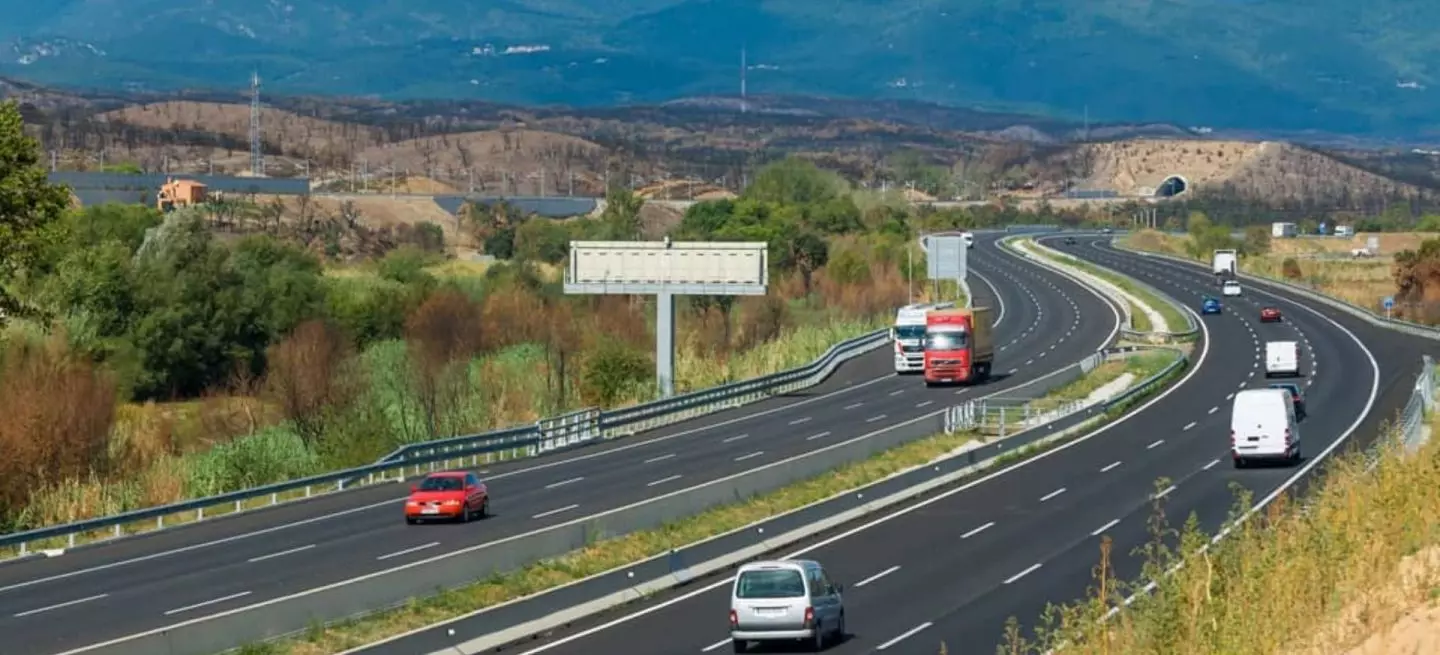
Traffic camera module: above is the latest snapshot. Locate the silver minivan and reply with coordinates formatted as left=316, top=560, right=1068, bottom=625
left=729, top=559, right=844, bottom=652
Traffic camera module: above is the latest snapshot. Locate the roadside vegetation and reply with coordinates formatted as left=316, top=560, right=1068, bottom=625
left=1022, top=239, right=1183, bottom=333
left=998, top=406, right=1440, bottom=655
left=240, top=343, right=1187, bottom=655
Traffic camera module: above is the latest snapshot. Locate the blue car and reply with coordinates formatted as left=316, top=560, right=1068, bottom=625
left=1201, top=297, right=1222, bottom=314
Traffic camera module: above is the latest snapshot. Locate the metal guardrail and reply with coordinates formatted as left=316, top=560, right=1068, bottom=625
left=1004, top=235, right=1199, bottom=343
left=0, top=328, right=890, bottom=559
left=1393, top=355, right=1435, bottom=454
left=1111, top=240, right=1440, bottom=343
left=945, top=346, right=1187, bottom=435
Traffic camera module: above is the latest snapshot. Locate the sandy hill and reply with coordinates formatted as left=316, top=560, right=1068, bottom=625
left=353, top=129, right=607, bottom=197
left=1064, top=139, right=1424, bottom=203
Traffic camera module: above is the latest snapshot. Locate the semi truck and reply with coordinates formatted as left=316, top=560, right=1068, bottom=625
left=1212, top=249, right=1237, bottom=283
left=892, top=302, right=954, bottom=373
left=922, top=307, right=994, bottom=386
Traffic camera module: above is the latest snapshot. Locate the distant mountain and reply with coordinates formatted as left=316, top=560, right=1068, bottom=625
left=3, top=1, right=1440, bottom=136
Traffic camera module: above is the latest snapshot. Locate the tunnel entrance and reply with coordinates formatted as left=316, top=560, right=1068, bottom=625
left=1155, top=175, right=1188, bottom=197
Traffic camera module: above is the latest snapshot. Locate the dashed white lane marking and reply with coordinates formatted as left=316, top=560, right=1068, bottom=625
left=163, top=591, right=251, bottom=616
left=1040, top=487, right=1066, bottom=502
left=866, top=414, right=887, bottom=422
left=1183, top=421, right=1196, bottom=431
left=788, top=417, right=811, bottom=425
left=722, top=433, right=749, bottom=443
left=643, top=453, right=675, bottom=463
left=844, top=402, right=864, bottom=409
left=961, top=521, right=995, bottom=539
left=376, top=541, right=440, bottom=560
left=1208, top=406, right=1219, bottom=414
left=545, top=476, right=583, bottom=489
left=1153, top=485, right=1177, bottom=499
left=531, top=505, right=578, bottom=520
left=1003, top=563, right=1043, bottom=584
left=1009, top=368, right=1019, bottom=374
left=1203, top=459, right=1221, bottom=470
left=247, top=544, right=315, bottom=563
left=877, top=622, right=933, bottom=649
left=701, top=638, right=729, bottom=652
left=806, top=431, right=831, bottom=441
left=734, top=451, right=764, bottom=462
left=13, top=594, right=108, bottom=618
left=1147, top=439, right=1164, bottom=449
left=646, top=474, right=682, bottom=487
left=1092, top=519, right=1120, bottom=536
left=1226, top=392, right=1234, bottom=400
left=890, top=389, right=905, bottom=396
left=1100, top=461, right=1121, bottom=472
left=855, top=565, right=902, bottom=587
left=916, top=401, right=933, bottom=408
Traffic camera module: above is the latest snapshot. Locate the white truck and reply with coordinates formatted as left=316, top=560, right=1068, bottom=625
left=1271, top=222, right=1296, bottom=238
left=1264, top=341, right=1300, bottom=377
left=1212, top=249, right=1237, bottom=279
left=892, top=302, right=953, bottom=373
left=1230, top=388, right=1300, bottom=467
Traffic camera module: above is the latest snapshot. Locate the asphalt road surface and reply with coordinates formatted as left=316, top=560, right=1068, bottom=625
left=0, top=232, right=1120, bottom=655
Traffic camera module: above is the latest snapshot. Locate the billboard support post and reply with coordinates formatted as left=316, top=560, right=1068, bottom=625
left=565, top=240, right=768, bottom=398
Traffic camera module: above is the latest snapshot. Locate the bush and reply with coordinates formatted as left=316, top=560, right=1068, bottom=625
left=582, top=338, right=651, bottom=406
left=1282, top=257, right=1303, bottom=279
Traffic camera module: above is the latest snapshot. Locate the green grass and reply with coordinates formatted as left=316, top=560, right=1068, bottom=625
left=239, top=339, right=1188, bottom=655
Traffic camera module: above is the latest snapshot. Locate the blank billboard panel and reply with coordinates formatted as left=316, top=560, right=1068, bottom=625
left=565, top=241, right=768, bottom=295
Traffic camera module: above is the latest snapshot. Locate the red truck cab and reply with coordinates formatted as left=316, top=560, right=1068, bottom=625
left=923, top=307, right=994, bottom=386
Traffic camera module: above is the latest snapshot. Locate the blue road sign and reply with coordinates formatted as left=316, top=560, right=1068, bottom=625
left=1384, top=296, right=1395, bottom=309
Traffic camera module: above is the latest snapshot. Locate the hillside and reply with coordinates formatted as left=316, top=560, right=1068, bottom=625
left=4, top=2, right=1440, bottom=136
left=1050, top=140, right=1427, bottom=202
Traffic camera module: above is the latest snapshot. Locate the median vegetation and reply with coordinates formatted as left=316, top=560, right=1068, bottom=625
left=241, top=347, right=1186, bottom=654
left=1022, top=238, right=1187, bottom=335
left=998, top=405, right=1440, bottom=655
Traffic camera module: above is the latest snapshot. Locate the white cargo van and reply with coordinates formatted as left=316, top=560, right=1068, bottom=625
left=1264, top=341, right=1300, bottom=377
left=1230, top=388, right=1300, bottom=467
left=892, top=303, right=953, bottom=373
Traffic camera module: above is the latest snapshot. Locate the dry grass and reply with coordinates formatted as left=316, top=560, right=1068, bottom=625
left=1006, top=410, right=1440, bottom=655
left=353, top=129, right=607, bottom=196
left=1123, top=229, right=1399, bottom=312
left=96, top=101, right=385, bottom=157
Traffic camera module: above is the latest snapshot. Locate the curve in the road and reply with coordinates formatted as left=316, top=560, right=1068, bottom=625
left=0, top=233, right=1120, bottom=655
left=489, top=234, right=1400, bottom=655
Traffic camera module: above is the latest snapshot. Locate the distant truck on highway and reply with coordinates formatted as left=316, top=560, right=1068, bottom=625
left=1212, top=249, right=1238, bottom=283
left=1271, top=222, right=1297, bottom=238
left=892, top=302, right=955, bottom=373
left=922, top=307, right=994, bottom=386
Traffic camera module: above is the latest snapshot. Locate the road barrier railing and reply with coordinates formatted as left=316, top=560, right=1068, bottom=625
left=0, top=328, right=890, bottom=561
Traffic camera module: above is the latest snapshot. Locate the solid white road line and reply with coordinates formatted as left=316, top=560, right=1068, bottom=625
left=530, top=505, right=578, bottom=520
left=854, top=565, right=902, bottom=587
left=877, top=622, right=932, bottom=650
left=246, top=544, right=315, bottom=563
left=961, top=522, right=995, bottom=539
left=14, top=594, right=108, bottom=617
left=376, top=542, right=439, bottom=560
left=163, top=591, right=251, bottom=616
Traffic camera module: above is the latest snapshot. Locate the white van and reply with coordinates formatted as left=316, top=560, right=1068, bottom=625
left=1230, top=388, right=1300, bottom=467
left=1264, top=341, right=1300, bottom=377
left=730, top=560, right=845, bottom=652
left=893, top=303, right=953, bottom=373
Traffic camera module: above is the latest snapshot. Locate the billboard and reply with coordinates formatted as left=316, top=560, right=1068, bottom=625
left=564, top=241, right=768, bottom=295
left=921, top=234, right=968, bottom=280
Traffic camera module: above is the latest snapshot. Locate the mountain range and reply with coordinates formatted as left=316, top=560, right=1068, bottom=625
left=2, top=1, right=1439, bottom=137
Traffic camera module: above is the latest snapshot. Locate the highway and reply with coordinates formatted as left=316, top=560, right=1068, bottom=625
left=0, top=232, right=1121, bottom=655
left=494, top=234, right=1423, bottom=655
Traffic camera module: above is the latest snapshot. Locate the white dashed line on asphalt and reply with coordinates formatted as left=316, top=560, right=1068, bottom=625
left=734, top=451, right=764, bottom=462
left=1091, top=519, right=1120, bottom=536
left=1040, top=488, right=1066, bottom=502
left=531, top=505, right=578, bottom=520
left=377, top=541, right=440, bottom=560
left=961, top=522, right=995, bottom=539
left=643, top=453, right=675, bottom=463
left=1100, top=461, right=1121, bottom=472
left=855, top=565, right=902, bottom=587
left=1003, top=563, right=1042, bottom=584
left=807, top=431, right=831, bottom=441
left=647, top=475, right=682, bottom=487
left=1147, top=439, right=1164, bottom=449
left=722, top=434, right=749, bottom=443
left=1183, top=421, right=1196, bottom=430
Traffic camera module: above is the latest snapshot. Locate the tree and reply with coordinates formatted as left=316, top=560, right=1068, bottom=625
left=744, top=157, right=845, bottom=206
left=0, top=101, right=71, bottom=318
left=788, top=231, right=829, bottom=294
left=599, top=185, right=644, bottom=239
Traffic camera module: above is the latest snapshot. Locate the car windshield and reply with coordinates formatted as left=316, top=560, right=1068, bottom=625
left=418, top=476, right=463, bottom=492
left=894, top=325, right=926, bottom=340
left=924, top=329, right=967, bottom=350
left=736, top=569, right=806, bottom=599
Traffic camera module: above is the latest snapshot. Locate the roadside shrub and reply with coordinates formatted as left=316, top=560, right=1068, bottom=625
left=1282, top=257, right=1303, bottom=279
left=582, top=338, right=651, bottom=406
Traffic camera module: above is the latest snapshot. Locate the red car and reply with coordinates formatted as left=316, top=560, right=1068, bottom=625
left=404, top=471, right=489, bottom=524
left=1260, top=306, right=1282, bottom=322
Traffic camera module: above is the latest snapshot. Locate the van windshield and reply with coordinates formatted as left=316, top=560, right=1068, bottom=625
left=925, top=330, right=967, bottom=350
left=894, top=325, right=926, bottom=340
left=736, top=569, right=806, bottom=598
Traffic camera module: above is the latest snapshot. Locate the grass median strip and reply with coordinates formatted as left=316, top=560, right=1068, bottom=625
left=1024, top=239, right=1188, bottom=333
left=239, top=354, right=1183, bottom=654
